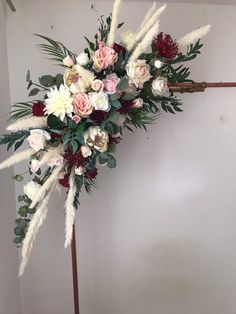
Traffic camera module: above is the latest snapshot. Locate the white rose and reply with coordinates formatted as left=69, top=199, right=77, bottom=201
left=84, top=126, right=109, bottom=153
left=89, top=91, right=110, bottom=112
left=152, top=77, right=169, bottom=96
left=27, top=129, right=51, bottom=152
left=126, top=59, right=152, bottom=88
left=81, top=146, right=92, bottom=158
left=24, top=181, right=41, bottom=201
left=76, top=52, right=89, bottom=66
left=75, top=166, right=85, bottom=176
left=121, top=30, right=136, bottom=49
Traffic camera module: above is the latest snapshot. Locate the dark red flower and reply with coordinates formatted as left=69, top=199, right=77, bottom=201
left=64, top=149, right=87, bottom=167
left=113, top=43, right=126, bottom=55
left=51, top=133, right=62, bottom=140
left=32, top=101, right=46, bottom=116
left=154, top=32, right=178, bottom=60
left=90, top=110, right=107, bottom=124
left=119, top=99, right=133, bottom=114
left=109, top=135, right=121, bottom=144
left=59, top=175, right=69, bottom=188
left=85, top=167, right=98, bottom=179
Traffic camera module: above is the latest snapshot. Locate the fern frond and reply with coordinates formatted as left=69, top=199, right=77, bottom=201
left=35, top=34, right=76, bottom=66
left=8, top=102, right=33, bottom=123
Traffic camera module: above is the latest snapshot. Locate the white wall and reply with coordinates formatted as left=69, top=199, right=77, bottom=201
left=5, top=1, right=236, bottom=314
left=0, top=1, right=21, bottom=314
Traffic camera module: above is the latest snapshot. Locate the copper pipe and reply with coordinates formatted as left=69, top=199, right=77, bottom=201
left=169, top=82, right=236, bottom=93
left=71, top=224, right=80, bottom=314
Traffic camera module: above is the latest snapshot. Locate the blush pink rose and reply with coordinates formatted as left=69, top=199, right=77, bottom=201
left=103, top=73, right=120, bottom=94
left=92, top=42, right=118, bottom=72
left=126, top=59, right=152, bottom=88
left=27, top=129, right=51, bottom=152
left=132, top=98, right=143, bottom=108
left=63, top=55, right=74, bottom=67
left=73, top=93, right=93, bottom=117
left=91, top=79, right=104, bottom=92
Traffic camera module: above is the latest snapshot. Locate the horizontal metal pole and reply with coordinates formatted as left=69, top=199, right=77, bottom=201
left=169, top=82, right=236, bottom=93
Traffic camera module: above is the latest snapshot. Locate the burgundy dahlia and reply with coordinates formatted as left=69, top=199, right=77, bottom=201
left=154, top=32, right=178, bottom=60
left=32, top=101, right=46, bottom=116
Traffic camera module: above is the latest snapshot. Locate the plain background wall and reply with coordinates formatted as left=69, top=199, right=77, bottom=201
left=3, top=0, right=236, bottom=313
left=0, top=1, right=21, bottom=314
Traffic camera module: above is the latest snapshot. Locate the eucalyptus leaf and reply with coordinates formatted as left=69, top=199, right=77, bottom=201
left=29, top=88, right=40, bottom=97
left=117, top=77, right=129, bottom=91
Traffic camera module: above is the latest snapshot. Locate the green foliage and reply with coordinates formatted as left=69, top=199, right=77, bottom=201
left=0, top=131, right=29, bottom=151
left=47, top=114, right=66, bottom=129
left=125, top=109, right=157, bottom=131
left=159, top=95, right=183, bottom=114
left=84, top=177, right=97, bottom=194
left=35, top=34, right=76, bottom=66
left=9, top=102, right=33, bottom=123
left=97, top=15, right=112, bottom=43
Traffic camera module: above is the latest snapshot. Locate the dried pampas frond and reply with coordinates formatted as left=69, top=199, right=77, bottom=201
left=107, top=0, right=123, bottom=47
left=29, top=163, right=65, bottom=209
left=133, top=4, right=166, bottom=49
left=19, top=184, right=55, bottom=276
left=0, top=148, right=34, bottom=170
left=129, top=21, right=159, bottom=62
left=137, top=1, right=157, bottom=33
left=7, top=116, right=48, bottom=131
left=36, top=145, right=64, bottom=170
left=178, top=24, right=211, bottom=52
left=64, top=169, right=76, bottom=248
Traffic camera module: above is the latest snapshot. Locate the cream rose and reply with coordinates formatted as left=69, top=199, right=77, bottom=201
left=126, top=59, right=152, bottom=88
left=81, top=146, right=92, bottom=158
left=91, top=79, right=104, bottom=92
left=76, top=52, right=89, bottom=66
left=89, top=91, right=110, bottom=112
left=133, top=98, right=143, bottom=108
left=103, top=73, right=120, bottom=94
left=73, top=93, right=93, bottom=117
left=84, top=126, right=109, bottom=153
left=27, top=129, right=51, bottom=152
left=152, top=77, right=169, bottom=96
left=24, top=181, right=41, bottom=201
left=92, top=42, right=118, bottom=72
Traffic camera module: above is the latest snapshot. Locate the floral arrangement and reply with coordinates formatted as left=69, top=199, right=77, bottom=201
left=0, top=0, right=210, bottom=275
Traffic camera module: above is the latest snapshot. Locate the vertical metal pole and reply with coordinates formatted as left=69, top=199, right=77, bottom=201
left=71, top=224, right=80, bottom=314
